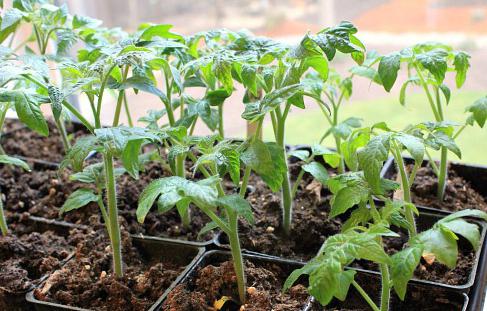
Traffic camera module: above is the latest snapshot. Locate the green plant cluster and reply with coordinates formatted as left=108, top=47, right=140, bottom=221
left=1, top=0, right=487, bottom=309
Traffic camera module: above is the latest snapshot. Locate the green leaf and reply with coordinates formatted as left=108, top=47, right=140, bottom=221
left=59, top=188, right=98, bottom=215
left=399, top=77, right=419, bottom=106
left=0, top=155, right=30, bottom=171
left=121, top=139, right=144, bottom=179
left=139, top=24, right=183, bottom=41
left=441, top=219, right=480, bottom=250
left=95, top=126, right=159, bottom=155
left=391, top=245, right=423, bottom=300
left=217, top=194, right=254, bottom=224
left=466, top=96, right=487, bottom=128
left=304, top=55, right=329, bottom=81
left=439, top=209, right=487, bottom=223
left=137, top=176, right=218, bottom=223
left=416, top=49, right=448, bottom=83
left=1, top=8, right=23, bottom=31
left=13, top=90, right=49, bottom=136
left=453, top=51, right=470, bottom=88
left=330, top=184, right=369, bottom=217
left=288, top=149, right=310, bottom=161
left=439, top=84, right=451, bottom=105
left=241, top=140, right=284, bottom=192
left=61, top=135, right=98, bottom=172
left=72, top=14, right=101, bottom=29
left=117, top=76, right=164, bottom=98
left=302, top=162, right=329, bottom=185
left=378, top=53, right=400, bottom=92
left=357, top=133, right=391, bottom=193
left=334, top=270, right=356, bottom=301
left=349, top=65, right=381, bottom=84
left=414, top=227, right=458, bottom=268
left=395, top=133, right=425, bottom=163
left=197, top=221, right=219, bottom=239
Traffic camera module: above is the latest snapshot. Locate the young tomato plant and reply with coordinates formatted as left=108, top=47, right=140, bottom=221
left=137, top=129, right=273, bottom=304
left=285, top=167, right=487, bottom=310
left=304, top=70, right=361, bottom=173
left=362, top=43, right=474, bottom=201
left=61, top=126, right=160, bottom=277
left=242, top=21, right=365, bottom=234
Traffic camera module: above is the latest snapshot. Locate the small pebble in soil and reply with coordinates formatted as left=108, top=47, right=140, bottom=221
left=265, top=226, right=274, bottom=233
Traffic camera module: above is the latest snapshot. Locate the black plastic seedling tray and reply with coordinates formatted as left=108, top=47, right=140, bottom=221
left=0, top=216, right=84, bottom=311
left=25, top=236, right=205, bottom=311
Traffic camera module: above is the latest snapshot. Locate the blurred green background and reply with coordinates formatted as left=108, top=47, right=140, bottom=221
left=262, top=91, right=487, bottom=165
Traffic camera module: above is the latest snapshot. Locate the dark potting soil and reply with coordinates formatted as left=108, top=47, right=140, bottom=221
left=162, top=259, right=309, bottom=311
left=313, top=273, right=465, bottom=311
left=353, top=228, right=475, bottom=286
left=0, top=160, right=215, bottom=242
left=34, top=226, right=186, bottom=311
left=2, top=119, right=89, bottom=163
left=219, top=162, right=342, bottom=262
left=0, top=215, right=77, bottom=308
left=396, top=165, right=487, bottom=212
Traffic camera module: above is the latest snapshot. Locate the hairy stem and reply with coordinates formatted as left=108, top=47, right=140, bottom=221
left=54, top=117, right=71, bottom=152
left=97, top=186, right=112, bottom=241
left=218, top=104, right=224, bottom=137
left=369, top=198, right=391, bottom=311
left=391, top=142, right=417, bottom=237
left=414, top=64, right=441, bottom=122
left=123, top=92, right=133, bottom=127
left=352, top=281, right=380, bottom=311
left=112, top=66, right=129, bottom=126
left=103, top=153, right=123, bottom=277
left=380, top=264, right=391, bottom=311
left=228, top=210, right=246, bottom=304
left=275, top=106, right=293, bottom=235
left=425, top=149, right=440, bottom=176
left=437, top=147, right=448, bottom=200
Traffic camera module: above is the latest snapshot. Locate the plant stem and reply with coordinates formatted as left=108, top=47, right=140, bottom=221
left=228, top=210, right=246, bottom=304
left=425, top=149, right=440, bottom=176
left=177, top=153, right=190, bottom=228
left=103, top=153, right=123, bottom=277
left=454, top=124, right=467, bottom=139
left=352, top=281, right=380, bottom=311
left=218, top=104, right=224, bottom=137
left=437, top=147, right=448, bottom=200
left=112, top=66, right=129, bottom=126
left=97, top=186, right=112, bottom=241
left=391, top=142, right=417, bottom=237
left=0, top=104, right=9, bottom=141
left=414, top=64, right=441, bottom=122
left=54, top=117, right=71, bottom=152
left=275, top=106, right=293, bottom=235
left=380, top=264, right=391, bottom=311
left=0, top=194, right=8, bottom=236
left=369, top=198, right=391, bottom=311
left=123, top=92, right=133, bottom=127
left=291, top=169, right=305, bottom=200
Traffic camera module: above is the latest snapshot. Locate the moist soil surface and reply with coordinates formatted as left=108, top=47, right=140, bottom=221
left=1, top=119, right=89, bottom=163
left=34, top=225, right=187, bottom=311
left=162, top=258, right=309, bottom=311
left=219, top=161, right=342, bottom=262
left=353, top=228, right=475, bottom=286
left=312, top=273, right=465, bottom=311
left=0, top=160, right=215, bottom=243
left=394, top=164, right=487, bottom=212
left=0, top=214, right=77, bottom=309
